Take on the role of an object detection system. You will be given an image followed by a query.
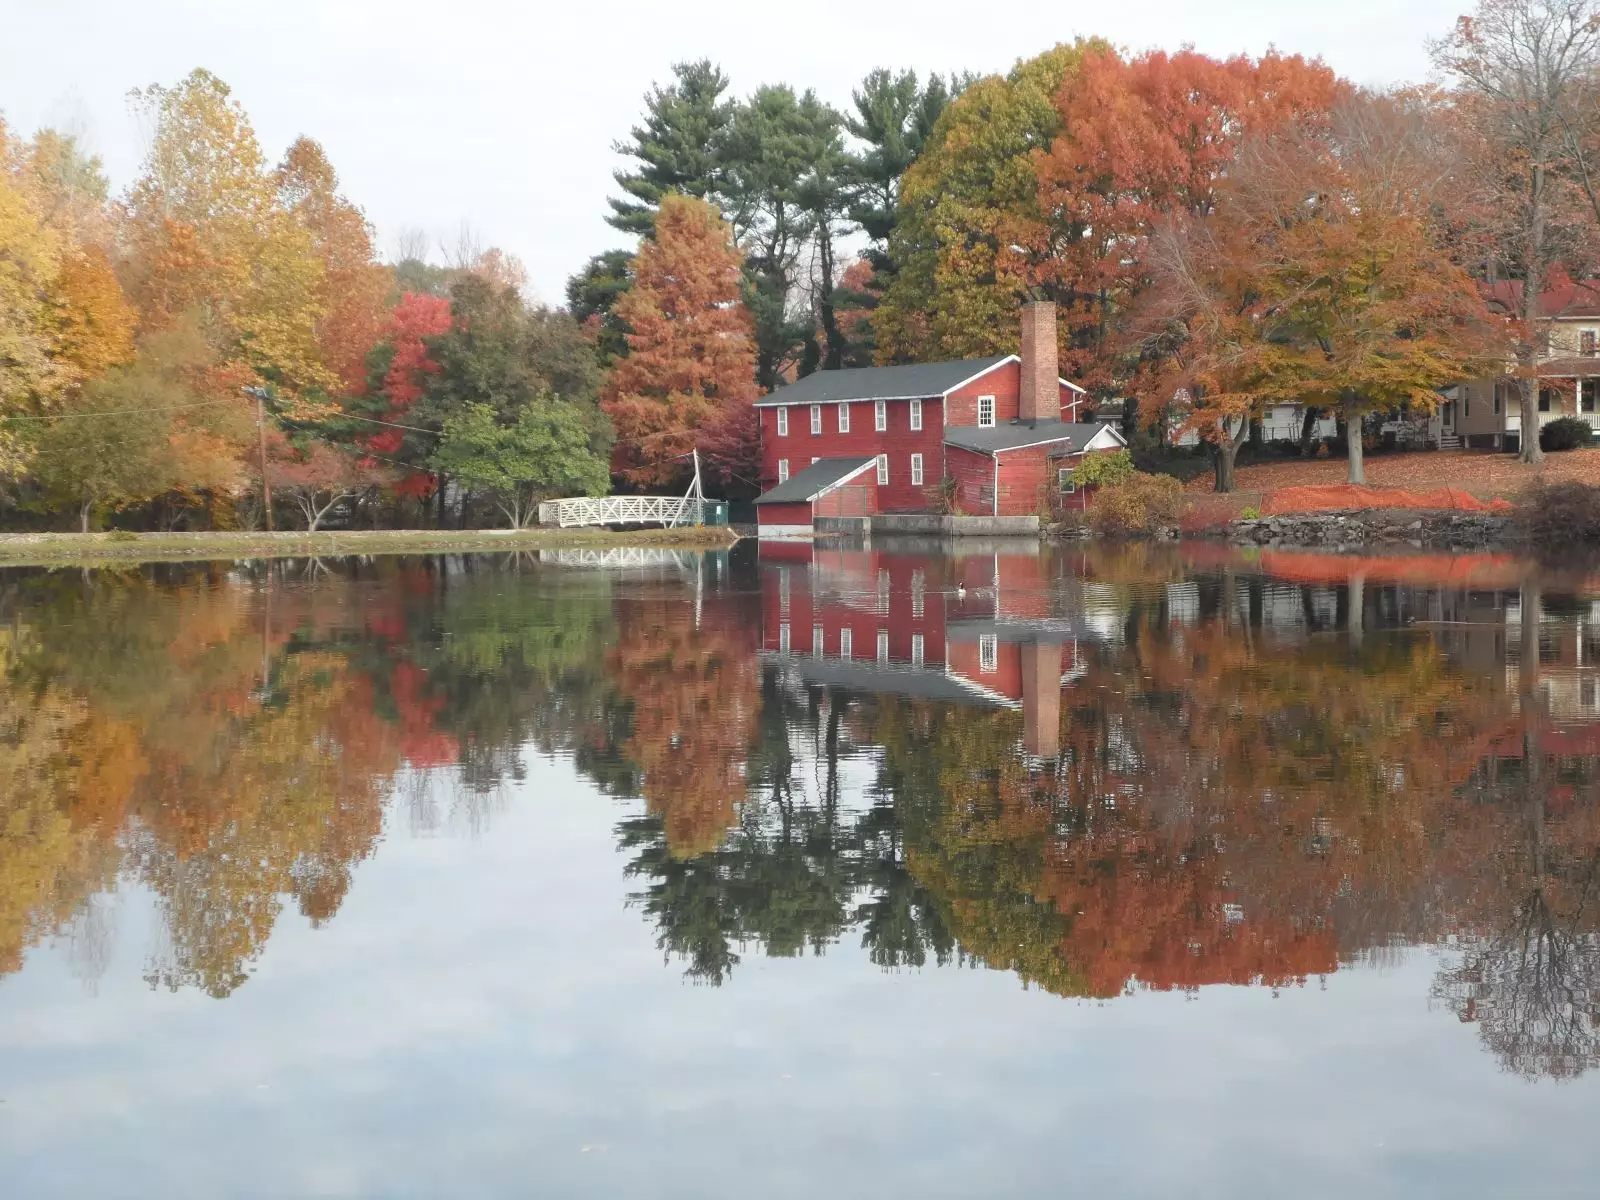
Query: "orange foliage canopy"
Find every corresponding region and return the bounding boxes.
[602,195,759,488]
[1027,47,1342,386]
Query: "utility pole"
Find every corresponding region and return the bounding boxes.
[245,386,274,531]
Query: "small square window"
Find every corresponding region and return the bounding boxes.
[777,459,789,484]
[910,453,924,486]
[979,634,998,673]
[876,454,888,486]
[977,395,996,428]
[776,406,788,437]
[810,404,822,434]
[910,398,923,431]
[874,399,887,431]
[838,401,850,433]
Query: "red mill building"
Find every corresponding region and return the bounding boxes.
[753,302,1126,538]
[757,542,1092,760]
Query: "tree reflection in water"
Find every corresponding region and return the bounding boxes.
[3,543,1600,1080]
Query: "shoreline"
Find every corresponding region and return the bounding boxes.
[0,525,741,567]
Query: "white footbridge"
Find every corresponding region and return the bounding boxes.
[536,495,717,528]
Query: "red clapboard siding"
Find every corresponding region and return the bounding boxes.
[761,400,945,511]
[813,479,877,517]
[757,501,815,527]
[944,445,994,515]
[995,447,1061,517]
[945,362,1082,426]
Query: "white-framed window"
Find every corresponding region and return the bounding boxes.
[910,398,923,431]
[911,570,925,619]
[812,623,824,656]
[811,457,819,465]
[837,402,850,433]
[779,622,790,654]
[911,633,925,667]
[979,633,998,673]
[877,630,889,663]
[977,395,996,428]
[839,627,853,659]
[910,453,924,487]
[1058,468,1076,494]
[780,568,790,615]
[810,404,822,435]
[876,454,889,485]
[874,399,887,431]
[777,459,789,484]
[877,568,890,614]
[776,406,789,437]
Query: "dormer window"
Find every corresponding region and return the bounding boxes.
[977,395,996,428]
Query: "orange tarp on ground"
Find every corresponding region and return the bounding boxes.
[1262,485,1515,515]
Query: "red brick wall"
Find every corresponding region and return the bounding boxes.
[757,501,814,527]
[945,445,994,515]
[760,398,944,511]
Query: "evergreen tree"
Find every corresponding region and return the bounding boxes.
[607,60,734,236]
[720,85,844,388]
[564,248,634,367]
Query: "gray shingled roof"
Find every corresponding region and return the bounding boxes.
[753,356,1013,406]
[754,456,876,505]
[764,654,1014,708]
[943,420,1124,456]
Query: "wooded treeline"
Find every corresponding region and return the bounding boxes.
[5,0,1600,527]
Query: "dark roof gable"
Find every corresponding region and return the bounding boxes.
[753,356,1013,406]
[754,456,877,505]
[944,420,1126,456]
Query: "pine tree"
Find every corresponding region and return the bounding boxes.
[608,61,733,236]
[601,195,758,488]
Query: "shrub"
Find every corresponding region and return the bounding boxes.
[1539,416,1594,452]
[1087,472,1188,537]
[1521,480,1600,550]
[1070,448,1137,490]
[106,529,140,542]
[1240,505,1261,520]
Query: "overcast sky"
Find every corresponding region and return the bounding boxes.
[4,0,1470,306]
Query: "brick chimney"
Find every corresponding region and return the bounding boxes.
[1020,639,1062,759]
[1019,300,1060,425]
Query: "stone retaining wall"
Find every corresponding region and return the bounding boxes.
[1223,509,1522,550]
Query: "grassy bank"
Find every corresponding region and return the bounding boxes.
[0,525,741,567]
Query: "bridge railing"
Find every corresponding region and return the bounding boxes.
[537,495,711,528]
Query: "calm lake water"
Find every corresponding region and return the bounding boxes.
[2,540,1599,1198]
